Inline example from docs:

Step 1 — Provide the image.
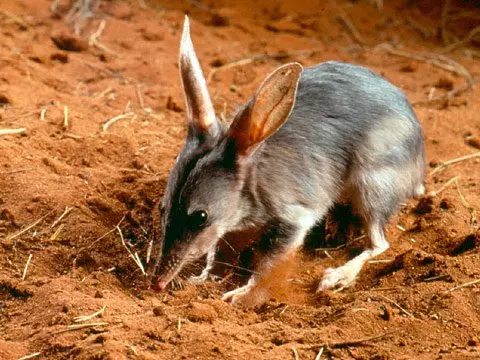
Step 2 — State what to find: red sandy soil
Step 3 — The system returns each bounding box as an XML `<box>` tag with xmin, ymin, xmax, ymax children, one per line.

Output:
<box><xmin>1</xmin><ymin>0</ymin><xmax>479</xmax><ymax>359</ymax></box>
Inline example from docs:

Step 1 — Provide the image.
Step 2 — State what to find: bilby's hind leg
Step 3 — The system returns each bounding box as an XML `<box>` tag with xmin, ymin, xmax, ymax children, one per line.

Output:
<box><xmin>318</xmin><ymin>166</ymin><xmax>410</xmax><ymax>291</ymax></box>
<box><xmin>318</xmin><ymin>219</ymin><xmax>389</xmax><ymax>291</ymax></box>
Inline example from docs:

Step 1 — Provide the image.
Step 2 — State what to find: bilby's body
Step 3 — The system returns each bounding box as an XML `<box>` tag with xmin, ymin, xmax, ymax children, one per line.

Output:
<box><xmin>156</xmin><ymin>16</ymin><xmax>425</xmax><ymax>304</ymax></box>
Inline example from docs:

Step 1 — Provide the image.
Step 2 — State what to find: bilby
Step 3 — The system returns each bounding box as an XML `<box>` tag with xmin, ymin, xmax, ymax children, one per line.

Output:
<box><xmin>155</xmin><ymin>16</ymin><xmax>425</xmax><ymax>304</ymax></box>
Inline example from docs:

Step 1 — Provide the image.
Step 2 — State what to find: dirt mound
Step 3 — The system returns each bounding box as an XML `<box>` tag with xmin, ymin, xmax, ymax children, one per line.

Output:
<box><xmin>1</xmin><ymin>0</ymin><xmax>479</xmax><ymax>358</ymax></box>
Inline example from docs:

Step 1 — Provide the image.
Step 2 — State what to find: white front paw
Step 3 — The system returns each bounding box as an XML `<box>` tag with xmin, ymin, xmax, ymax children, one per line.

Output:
<box><xmin>317</xmin><ymin>266</ymin><xmax>358</xmax><ymax>292</ymax></box>
<box><xmin>221</xmin><ymin>284</ymin><xmax>253</xmax><ymax>305</ymax></box>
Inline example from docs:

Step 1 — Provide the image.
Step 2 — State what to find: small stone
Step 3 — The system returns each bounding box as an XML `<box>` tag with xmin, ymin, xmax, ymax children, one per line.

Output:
<box><xmin>0</xmin><ymin>94</ymin><xmax>11</xmax><ymax>106</ymax></box>
<box><xmin>153</xmin><ymin>306</ymin><xmax>165</xmax><ymax>317</ymax></box>
<box><xmin>380</xmin><ymin>305</ymin><xmax>392</xmax><ymax>321</ymax></box>
<box><xmin>51</xmin><ymin>33</ymin><xmax>88</xmax><ymax>52</ymax></box>
<box><xmin>186</xmin><ymin>302</ymin><xmax>217</xmax><ymax>323</ymax></box>
<box><xmin>415</xmin><ymin>197</ymin><xmax>433</xmax><ymax>214</ymax></box>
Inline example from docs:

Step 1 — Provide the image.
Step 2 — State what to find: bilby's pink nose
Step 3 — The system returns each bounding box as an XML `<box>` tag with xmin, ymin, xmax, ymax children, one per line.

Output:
<box><xmin>155</xmin><ymin>280</ymin><xmax>168</xmax><ymax>291</ymax></box>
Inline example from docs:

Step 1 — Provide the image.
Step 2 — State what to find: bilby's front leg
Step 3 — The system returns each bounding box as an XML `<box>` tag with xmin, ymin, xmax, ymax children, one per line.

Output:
<box><xmin>189</xmin><ymin>245</ymin><xmax>219</xmax><ymax>284</ymax></box>
<box><xmin>222</xmin><ymin>213</ymin><xmax>315</xmax><ymax>306</ymax></box>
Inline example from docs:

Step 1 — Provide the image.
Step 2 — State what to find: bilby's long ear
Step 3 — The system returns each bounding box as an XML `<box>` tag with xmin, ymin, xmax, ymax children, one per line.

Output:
<box><xmin>179</xmin><ymin>16</ymin><xmax>219</xmax><ymax>139</ymax></box>
<box><xmin>228</xmin><ymin>62</ymin><xmax>303</xmax><ymax>157</ymax></box>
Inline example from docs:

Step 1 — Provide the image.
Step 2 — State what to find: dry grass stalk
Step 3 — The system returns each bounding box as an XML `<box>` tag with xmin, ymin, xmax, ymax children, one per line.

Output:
<box><xmin>7</xmin><ymin>212</ymin><xmax>52</xmax><ymax>241</ymax></box>
<box><xmin>49</xmin><ymin>224</ymin><xmax>64</xmax><ymax>241</ymax></box>
<box><xmin>17</xmin><ymin>352</ymin><xmax>41</xmax><ymax>360</ymax></box>
<box><xmin>74</xmin><ymin>305</ymin><xmax>106</xmax><ymax>322</ymax></box>
<box><xmin>336</xmin><ymin>13</ymin><xmax>365</xmax><ymax>46</ymax></box>
<box><xmin>207</xmin><ymin>49</ymin><xmax>320</xmax><ymax>83</ymax></box>
<box><xmin>103</xmin><ymin>112</ymin><xmax>135</xmax><ymax>132</ymax></box>
<box><xmin>40</xmin><ymin>108</ymin><xmax>47</xmax><ymax>121</ymax></box>
<box><xmin>135</xmin><ymin>84</ymin><xmax>145</xmax><ymax>108</ymax></box>
<box><xmin>134</xmin><ymin>252</ymin><xmax>146</xmax><ymax>275</ymax></box>
<box><xmin>314</xmin><ymin>347</ymin><xmax>324</xmax><ymax>360</ymax></box>
<box><xmin>291</xmin><ymin>347</ymin><xmax>299</xmax><ymax>360</ymax></box>
<box><xmin>379</xmin><ymin>295</ymin><xmax>414</xmax><ymax>318</ymax></box>
<box><xmin>428</xmin><ymin>176</ymin><xmax>458</xmax><ymax>197</ymax></box>
<box><xmin>377</xmin><ymin>43</ymin><xmax>474</xmax><ymax>104</ymax></box>
<box><xmin>430</xmin><ymin>152</ymin><xmax>480</xmax><ymax>176</ymax></box>
<box><xmin>63</xmin><ymin>106</ymin><xmax>69</xmax><ymax>129</ymax></box>
<box><xmin>51</xmin><ymin>206</ymin><xmax>73</xmax><ymax>228</ymax></box>
<box><xmin>445</xmin><ymin>279</ymin><xmax>480</xmax><ymax>293</ymax></box>
<box><xmin>0</xmin><ymin>128</ymin><xmax>26</xmax><ymax>136</ymax></box>
<box><xmin>441</xmin><ymin>26</ymin><xmax>480</xmax><ymax>54</ymax></box>
<box><xmin>55</xmin><ymin>322</ymin><xmax>108</xmax><ymax>334</ymax></box>
<box><xmin>22</xmin><ymin>254</ymin><xmax>33</xmax><ymax>281</ymax></box>
<box><xmin>315</xmin><ymin>234</ymin><xmax>366</xmax><ymax>252</ymax></box>
<box><xmin>95</xmin><ymin>87</ymin><xmax>114</xmax><ymax>99</ymax></box>
<box><xmin>454</xmin><ymin>178</ymin><xmax>476</xmax><ymax>223</ymax></box>
<box><xmin>83</xmin><ymin>215</ymin><xmax>126</xmax><ymax>251</ymax></box>
<box><xmin>146</xmin><ymin>239</ymin><xmax>153</xmax><ymax>264</ymax></box>
<box><xmin>454</xmin><ymin>178</ymin><xmax>472</xmax><ymax>210</ymax></box>
<box><xmin>177</xmin><ymin>317</ymin><xmax>182</xmax><ymax>333</ymax></box>
<box><xmin>89</xmin><ymin>19</ymin><xmax>118</xmax><ymax>56</ymax></box>
<box><xmin>117</xmin><ymin>226</ymin><xmax>147</xmax><ymax>276</ymax></box>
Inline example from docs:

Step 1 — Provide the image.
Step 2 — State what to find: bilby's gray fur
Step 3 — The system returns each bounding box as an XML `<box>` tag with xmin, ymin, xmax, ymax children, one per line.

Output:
<box><xmin>156</xmin><ymin>16</ymin><xmax>425</xmax><ymax>304</ymax></box>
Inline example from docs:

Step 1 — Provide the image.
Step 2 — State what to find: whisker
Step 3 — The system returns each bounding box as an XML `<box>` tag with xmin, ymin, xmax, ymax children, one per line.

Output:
<box><xmin>212</xmin><ymin>260</ymin><xmax>258</xmax><ymax>274</ymax></box>
<box><xmin>221</xmin><ymin>238</ymin><xmax>237</xmax><ymax>254</ymax></box>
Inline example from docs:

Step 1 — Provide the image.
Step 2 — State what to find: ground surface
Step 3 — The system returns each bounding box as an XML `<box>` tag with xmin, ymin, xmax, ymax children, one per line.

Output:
<box><xmin>1</xmin><ymin>0</ymin><xmax>480</xmax><ymax>359</ymax></box>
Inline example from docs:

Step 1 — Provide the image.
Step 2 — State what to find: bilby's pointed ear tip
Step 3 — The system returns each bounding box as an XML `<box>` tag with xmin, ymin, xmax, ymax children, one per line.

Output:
<box><xmin>284</xmin><ymin>62</ymin><xmax>304</xmax><ymax>75</ymax></box>
<box><xmin>181</xmin><ymin>15</ymin><xmax>191</xmax><ymax>44</ymax></box>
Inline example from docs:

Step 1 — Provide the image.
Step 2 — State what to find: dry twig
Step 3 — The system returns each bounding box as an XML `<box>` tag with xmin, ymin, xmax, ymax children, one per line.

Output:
<box><xmin>51</xmin><ymin>206</ymin><xmax>73</xmax><ymax>228</ymax></box>
<box><xmin>103</xmin><ymin>112</ymin><xmax>135</xmax><ymax>132</ymax></box>
<box><xmin>81</xmin><ymin>215</ymin><xmax>126</xmax><ymax>251</ymax></box>
<box><xmin>40</xmin><ymin>108</ymin><xmax>47</xmax><ymax>121</ymax></box>
<box><xmin>445</xmin><ymin>279</ymin><xmax>480</xmax><ymax>293</ymax></box>
<box><xmin>7</xmin><ymin>212</ymin><xmax>52</xmax><ymax>241</ymax></box>
<box><xmin>18</xmin><ymin>352</ymin><xmax>41</xmax><ymax>360</ymax></box>
<box><xmin>0</xmin><ymin>128</ymin><xmax>26</xmax><ymax>136</ymax></box>
<box><xmin>336</xmin><ymin>13</ymin><xmax>365</xmax><ymax>46</ymax></box>
<box><xmin>428</xmin><ymin>176</ymin><xmax>458</xmax><ymax>197</ymax></box>
<box><xmin>291</xmin><ymin>347</ymin><xmax>299</xmax><ymax>360</ymax></box>
<box><xmin>441</xmin><ymin>26</ymin><xmax>480</xmax><ymax>54</ymax></box>
<box><xmin>314</xmin><ymin>347</ymin><xmax>324</xmax><ymax>360</ymax></box>
<box><xmin>117</xmin><ymin>226</ymin><xmax>147</xmax><ymax>276</ymax></box>
<box><xmin>430</xmin><ymin>152</ymin><xmax>480</xmax><ymax>176</ymax></box>
<box><xmin>74</xmin><ymin>305</ymin><xmax>106</xmax><ymax>322</ymax></box>
<box><xmin>22</xmin><ymin>254</ymin><xmax>33</xmax><ymax>281</ymax></box>
<box><xmin>377</xmin><ymin>43</ymin><xmax>474</xmax><ymax>104</ymax></box>
<box><xmin>207</xmin><ymin>49</ymin><xmax>320</xmax><ymax>83</ymax></box>
<box><xmin>88</xmin><ymin>19</ymin><xmax>117</xmax><ymax>56</ymax></box>
<box><xmin>63</xmin><ymin>106</ymin><xmax>69</xmax><ymax>129</ymax></box>
<box><xmin>54</xmin><ymin>322</ymin><xmax>108</xmax><ymax>334</ymax></box>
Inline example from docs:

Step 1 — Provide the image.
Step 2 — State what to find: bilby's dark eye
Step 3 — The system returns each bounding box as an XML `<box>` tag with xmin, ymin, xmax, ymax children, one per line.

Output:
<box><xmin>188</xmin><ymin>210</ymin><xmax>208</xmax><ymax>230</ymax></box>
